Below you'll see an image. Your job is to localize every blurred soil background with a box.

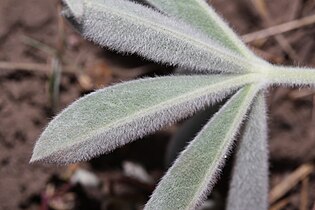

[0,0,315,209]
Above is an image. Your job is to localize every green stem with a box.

[266,65,315,86]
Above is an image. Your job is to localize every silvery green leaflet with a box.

[31,0,315,209]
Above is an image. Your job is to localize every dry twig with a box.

[0,62,51,72]
[269,163,314,204]
[242,14,315,43]
[300,176,309,210]
[249,0,299,60]
[269,198,290,210]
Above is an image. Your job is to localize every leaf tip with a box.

[29,136,63,165]
[29,141,47,164]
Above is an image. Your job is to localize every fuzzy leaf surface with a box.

[145,0,256,59]
[145,85,259,210]
[63,0,84,21]
[227,92,268,210]
[63,0,254,73]
[31,74,257,164]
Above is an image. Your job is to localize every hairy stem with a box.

[266,66,315,86]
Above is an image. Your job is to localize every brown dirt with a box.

[0,0,315,209]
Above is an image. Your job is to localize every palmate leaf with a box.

[145,0,255,59]
[226,92,269,210]
[31,0,315,209]
[31,74,257,164]
[62,0,255,74]
[145,85,259,210]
